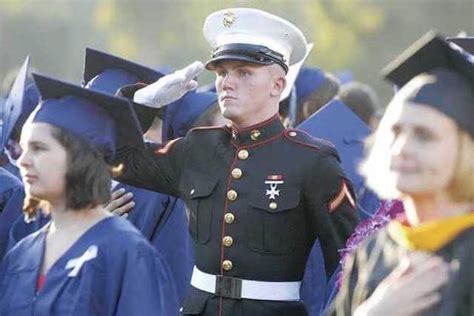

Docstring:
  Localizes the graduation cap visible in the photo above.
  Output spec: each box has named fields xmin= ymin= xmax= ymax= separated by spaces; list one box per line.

xmin=32 ymin=74 xmax=144 ymax=162
xmin=294 ymin=67 xmax=326 ymax=102
xmin=286 ymin=66 xmax=326 ymax=125
xmin=382 ymin=31 xmax=474 ymax=138
xmin=278 ymin=66 xmax=326 ymax=127
xmin=82 ymin=48 xmax=164 ymax=131
xmin=1 ymin=57 xmax=39 ymax=152
xmin=298 ymin=98 xmax=372 ymax=191
xmin=446 ymin=36 xmax=474 ymax=55
xmin=161 ymin=90 xmax=217 ymax=141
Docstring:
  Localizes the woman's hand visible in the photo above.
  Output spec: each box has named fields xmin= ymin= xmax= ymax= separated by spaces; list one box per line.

xmin=355 ymin=252 xmax=450 ymax=316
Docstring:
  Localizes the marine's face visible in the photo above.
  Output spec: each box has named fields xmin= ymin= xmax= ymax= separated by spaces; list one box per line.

xmin=387 ymin=102 xmax=459 ymax=198
xmin=213 ymin=60 xmax=281 ymax=128
xmin=18 ymin=122 xmax=67 ymax=203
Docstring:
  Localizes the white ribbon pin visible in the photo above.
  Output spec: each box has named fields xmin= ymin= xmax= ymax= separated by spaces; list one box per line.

xmin=65 ymin=245 xmax=98 ymax=277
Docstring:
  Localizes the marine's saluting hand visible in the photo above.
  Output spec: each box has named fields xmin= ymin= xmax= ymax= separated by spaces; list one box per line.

xmin=134 ymin=61 xmax=204 ymax=108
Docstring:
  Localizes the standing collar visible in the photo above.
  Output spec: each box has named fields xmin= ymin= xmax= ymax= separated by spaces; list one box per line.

xmin=227 ymin=114 xmax=285 ymax=146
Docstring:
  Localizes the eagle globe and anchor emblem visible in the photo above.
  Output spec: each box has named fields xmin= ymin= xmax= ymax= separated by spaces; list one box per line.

xmin=223 ymin=11 xmax=236 ymax=28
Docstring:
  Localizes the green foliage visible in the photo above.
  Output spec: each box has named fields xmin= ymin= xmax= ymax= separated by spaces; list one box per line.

xmin=302 ymin=1 xmax=384 ymax=71
xmin=0 ymin=0 xmax=472 ymax=102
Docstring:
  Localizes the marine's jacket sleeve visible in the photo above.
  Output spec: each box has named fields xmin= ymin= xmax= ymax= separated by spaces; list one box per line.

xmin=112 ymin=83 xmax=188 ymax=197
xmin=296 ymin=133 xmax=358 ymax=278
xmin=113 ymin=137 xmax=189 ymax=198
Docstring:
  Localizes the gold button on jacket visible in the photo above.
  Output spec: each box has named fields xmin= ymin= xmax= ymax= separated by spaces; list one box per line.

xmin=223 ymin=236 xmax=234 ymax=247
xmin=238 ymin=149 xmax=249 ymax=160
xmin=224 ymin=213 xmax=235 ymax=224
xmin=227 ymin=190 xmax=237 ymax=201
xmin=222 ymin=260 xmax=233 ymax=271
xmin=231 ymin=168 xmax=242 ymax=179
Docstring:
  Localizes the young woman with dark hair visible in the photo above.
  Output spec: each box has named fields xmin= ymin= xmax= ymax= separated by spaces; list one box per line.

xmin=0 ymin=75 xmax=179 ymax=315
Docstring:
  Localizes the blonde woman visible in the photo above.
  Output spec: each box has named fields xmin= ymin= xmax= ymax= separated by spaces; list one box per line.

xmin=330 ymin=32 xmax=473 ymax=316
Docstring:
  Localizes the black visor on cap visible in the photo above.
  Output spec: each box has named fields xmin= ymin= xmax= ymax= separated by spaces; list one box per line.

xmin=205 ymin=43 xmax=288 ymax=73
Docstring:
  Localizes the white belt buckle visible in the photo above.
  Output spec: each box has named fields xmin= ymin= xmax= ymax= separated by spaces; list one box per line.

xmin=215 ymin=274 xmax=243 ymax=299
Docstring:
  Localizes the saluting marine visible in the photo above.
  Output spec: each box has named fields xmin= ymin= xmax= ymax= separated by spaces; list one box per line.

xmin=114 ymin=8 xmax=358 ymax=316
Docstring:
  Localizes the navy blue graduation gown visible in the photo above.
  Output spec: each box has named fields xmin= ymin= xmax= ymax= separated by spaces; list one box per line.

xmin=7 ymin=209 xmax=51 ymax=254
xmin=300 ymin=241 xmax=333 ymax=316
xmin=0 ymin=167 xmax=24 ymax=261
xmin=118 ymin=182 xmax=171 ymax=240
xmin=0 ymin=216 xmax=180 ymax=315
xmin=2 ymin=161 xmax=21 ymax=180
xmin=115 ymin=182 xmax=194 ymax=304
xmin=150 ymin=198 xmax=194 ymax=304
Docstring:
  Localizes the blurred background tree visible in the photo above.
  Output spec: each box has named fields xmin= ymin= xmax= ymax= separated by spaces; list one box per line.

xmin=1 ymin=0 xmax=473 ymax=106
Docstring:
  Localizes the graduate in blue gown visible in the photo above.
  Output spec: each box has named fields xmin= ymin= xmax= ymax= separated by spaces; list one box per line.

xmin=298 ymin=99 xmax=381 ymax=315
xmin=82 ymin=48 xmax=215 ymax=304
xmin=1 ymin=57 xmax=40 ymax=180
xmin=0 ymin=167 xmax=24 ymax=261
xmin=0 ymin=57 xmax=38 ymax=260
xmin=0 ymin=74 xmax=179 ymax=315
xmin=7 ymin=50 xmax=164 ymax=251
xmin=82 ymin=48 xmax=172 ymax=242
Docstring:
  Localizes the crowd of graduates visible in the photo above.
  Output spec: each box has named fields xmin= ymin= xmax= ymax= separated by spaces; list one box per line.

xmin=0 ymin=7 xmax=473 ymax=316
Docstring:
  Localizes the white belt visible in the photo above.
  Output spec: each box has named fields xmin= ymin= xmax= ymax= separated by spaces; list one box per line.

xmin=190 ymin=266 xmax=301 ymax=301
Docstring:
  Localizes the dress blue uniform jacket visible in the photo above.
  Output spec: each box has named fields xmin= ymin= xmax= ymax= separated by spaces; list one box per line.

xmin=0 ymin=167 xmax=24 ymax=261
xmin=114 ymin=114 xmax=358 ymax=316
xmin=0 ymin=216 xmax=180 ymax=315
